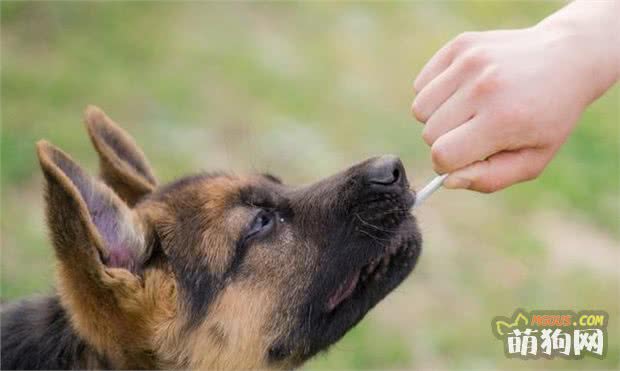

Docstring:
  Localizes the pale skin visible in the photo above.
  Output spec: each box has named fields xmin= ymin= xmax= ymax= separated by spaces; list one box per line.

xmin=412 ymin=0 xmax=620 ymax=193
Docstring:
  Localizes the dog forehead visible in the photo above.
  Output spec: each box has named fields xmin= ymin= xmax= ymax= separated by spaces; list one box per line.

xmin=146 ymin=174 xmax=243 ymax=219
xmin=153 ymin=173 xmax=285 ymax=208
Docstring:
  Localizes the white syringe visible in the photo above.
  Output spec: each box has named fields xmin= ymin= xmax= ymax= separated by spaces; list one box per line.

xmin=412 ymin=174 xmax=448 ymax=208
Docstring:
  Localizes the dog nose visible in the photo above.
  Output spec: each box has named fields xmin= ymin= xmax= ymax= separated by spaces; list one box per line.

xmin=367 ymin=155 xmax=405 ymax=187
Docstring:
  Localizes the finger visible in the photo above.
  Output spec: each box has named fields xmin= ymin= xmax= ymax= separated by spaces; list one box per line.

xmin=412 ymin=61 xmax=467 ymax=123
xmin=421 ymin=84 xmax=476 ymax=145
xmin=443 ymin=148 xmax=548 ymax=193
xmin=413 ymin=32 xmax=477 ymax=93
xmin=430 ymin=116 xmax=501 ymax=174
xmin=413 ymin=44 xmax=455 ymax=94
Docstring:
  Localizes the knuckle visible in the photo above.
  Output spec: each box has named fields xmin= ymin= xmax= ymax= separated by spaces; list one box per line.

xmin=451 ymin=32 xmax=477 ymax=51
xmin=477 ymin=185 xmax=495 ymax=194
xmin=477 ymin=178 xmax=503 ymax=193
xmin=413 ymin=79 xmax=422 ymax=93
xmin=523 ymin=162 xmax=545 ymax=181
xmin=474 ymin=164 xmax=504 ymax=193
xmin=460 ymin=47 xmax=486 ymax=71
xmin=412 ymin=99 xmax=428 ymax=123
xmin=471 ymin=66 xmax=500 ymax=97
xmin=421 ymin=126 xmax=435 ymax=146
xmin=430 ymin=143 xmax=450 ymax=171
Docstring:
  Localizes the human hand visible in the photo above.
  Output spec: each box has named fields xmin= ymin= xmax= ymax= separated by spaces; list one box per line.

xmin=411 ymin=1 xmax=619 ymax=193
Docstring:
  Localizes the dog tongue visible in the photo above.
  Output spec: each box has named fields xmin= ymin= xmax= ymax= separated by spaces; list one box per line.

xmin=327 ymin=271 xmax=360 ymax=311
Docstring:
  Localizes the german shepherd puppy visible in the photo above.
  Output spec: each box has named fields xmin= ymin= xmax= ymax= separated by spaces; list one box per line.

xmin=1 ymin=107 xmax=422 ymax=369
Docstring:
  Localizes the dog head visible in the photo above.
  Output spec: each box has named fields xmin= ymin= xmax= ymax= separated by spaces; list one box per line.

xmin=37 ymin=106 xmax=421 ymax=369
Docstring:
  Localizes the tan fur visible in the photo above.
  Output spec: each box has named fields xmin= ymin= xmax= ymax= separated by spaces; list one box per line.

xmin=186 ymin=282 xmax=277 ymax=369
xmin=37 ymin=141 xmax=156 ymax=368
xmin=36 ymin=123 xmax=293 ymax=370
xmin=132 ymin=176 xmax=295 ymax=369
xmin=151 ymin=176 xmax=251 ymax=276
xmin=201 ymin=205 xmax=248 ymax=276
xmin=27 ymin=107 xmax=400 ymax=370
xmin=197 ymin=178 xmax=250 ymax=275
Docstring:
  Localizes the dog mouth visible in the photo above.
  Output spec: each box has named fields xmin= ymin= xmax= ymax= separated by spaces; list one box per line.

xmin=325 ymin=231 xmax=414 ymax=312
xmin=290 ymin=205 xmax=420 ymax=363
xmin=326 ymin=272 xmax=359 ymax=312
xmin=324 ymin=187 xmax=417 ymax=313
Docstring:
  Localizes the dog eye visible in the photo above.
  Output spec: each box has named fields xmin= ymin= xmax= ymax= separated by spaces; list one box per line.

xmin=245 ymin=209 xmax=275 ymax=241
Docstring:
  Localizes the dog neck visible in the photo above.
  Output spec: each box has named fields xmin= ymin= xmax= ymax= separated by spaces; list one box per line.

xmin=1 ymin=294 xmax=112 ymax=369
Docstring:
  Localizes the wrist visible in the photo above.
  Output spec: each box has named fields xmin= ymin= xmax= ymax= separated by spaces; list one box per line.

xmin=536 ymin=1 xmax=619 ymax=104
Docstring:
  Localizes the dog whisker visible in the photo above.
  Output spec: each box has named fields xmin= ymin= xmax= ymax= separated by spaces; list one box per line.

xmin=355 ymin=213 xmax=399 ymax=234
xmin=357 ymin=228 xmax=391 ymax=245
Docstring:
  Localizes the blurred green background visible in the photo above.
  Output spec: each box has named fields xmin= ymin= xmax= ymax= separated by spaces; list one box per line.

xmin=1 ymin=1 xmax=618 ymax=369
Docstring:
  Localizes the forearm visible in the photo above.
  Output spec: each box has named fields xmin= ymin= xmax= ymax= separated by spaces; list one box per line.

xmin=537 ymin=0 xmax=620 ymax=104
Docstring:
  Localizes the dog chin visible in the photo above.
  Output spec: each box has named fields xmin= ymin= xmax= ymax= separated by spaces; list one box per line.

xmin=307 ymin=217 xmax=421 ymax=358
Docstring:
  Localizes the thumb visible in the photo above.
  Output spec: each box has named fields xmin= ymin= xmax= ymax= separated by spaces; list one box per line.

xmin=443 ymin=148 xmax=548 ymax=193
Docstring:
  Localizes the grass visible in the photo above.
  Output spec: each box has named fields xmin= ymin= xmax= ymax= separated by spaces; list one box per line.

xmin=2 ymin=1 xmax=618 ymax=369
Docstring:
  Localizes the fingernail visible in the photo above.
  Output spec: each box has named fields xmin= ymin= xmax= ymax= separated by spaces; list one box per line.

xmin=443 ymin=174 xmax=471 ymax=189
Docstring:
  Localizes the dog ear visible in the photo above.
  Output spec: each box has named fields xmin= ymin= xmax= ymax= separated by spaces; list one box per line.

xmin=36 ymin=140 xmax=150 ymax=280
xmin=84 ymin=105 xmax=157 ymax=206
xmin=37 ymin=141 xmax=161 ymax=366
